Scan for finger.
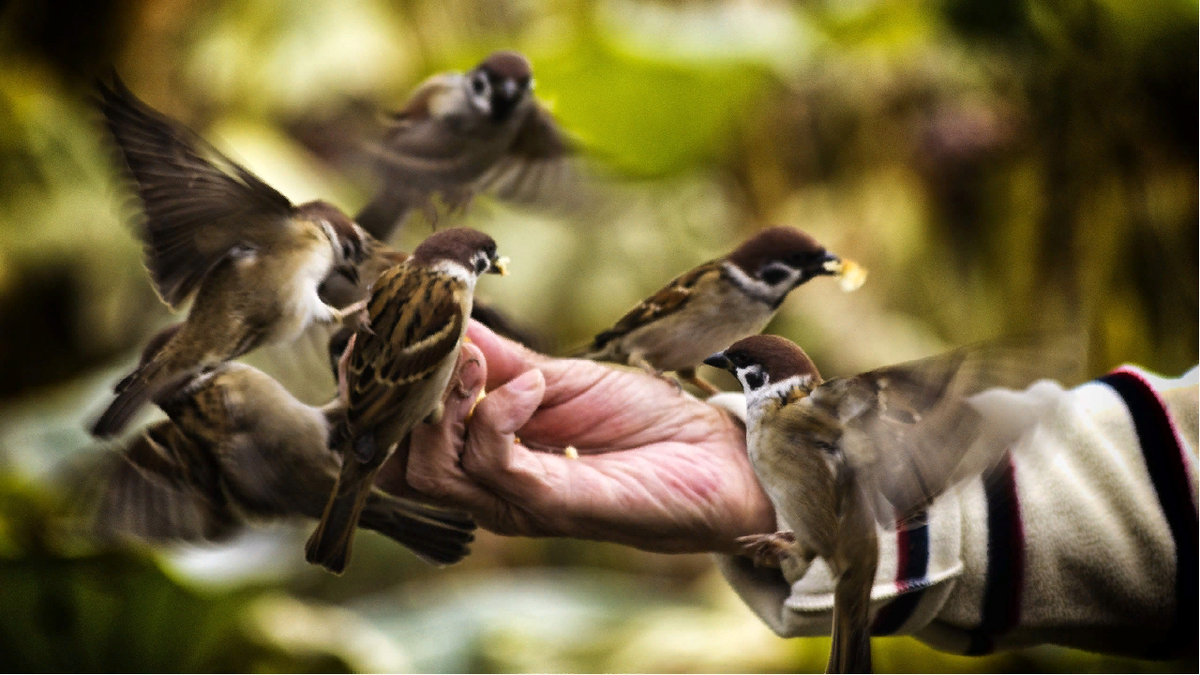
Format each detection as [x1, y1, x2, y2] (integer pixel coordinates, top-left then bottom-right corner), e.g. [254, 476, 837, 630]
[467, 320, 541, 390]
[461, 369, 563, 505]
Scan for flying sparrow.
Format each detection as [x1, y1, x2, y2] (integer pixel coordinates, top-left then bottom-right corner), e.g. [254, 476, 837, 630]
[705, 334, 1070, 673]
[72, 362, 476, 564]
[354, 50, 571, 240]
[305, 227, 508, 574]
[89, 77, 369, 438]
[574, 226, 862, 395]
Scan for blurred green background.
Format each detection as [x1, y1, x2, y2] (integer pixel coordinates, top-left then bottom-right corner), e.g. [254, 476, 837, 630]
[0, 0, 1195, 671]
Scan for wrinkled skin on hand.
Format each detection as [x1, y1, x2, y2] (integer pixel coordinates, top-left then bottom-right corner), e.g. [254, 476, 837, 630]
[379, 321, 777, 554]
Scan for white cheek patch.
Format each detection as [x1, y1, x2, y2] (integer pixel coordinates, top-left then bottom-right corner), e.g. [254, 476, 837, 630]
[722, 262, 788, 305]
[746, 374, 815, 410]
[432, 259, 476, 288]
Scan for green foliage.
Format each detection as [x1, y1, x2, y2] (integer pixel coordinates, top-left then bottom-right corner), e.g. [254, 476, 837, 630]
[0, 479, 354, 672]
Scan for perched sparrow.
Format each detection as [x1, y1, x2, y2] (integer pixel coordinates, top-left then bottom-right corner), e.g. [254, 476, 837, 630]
[705, 335, 1068, 673]
[355, 50, 570, 240]
[306, 227, 507, 574]
[575, 226, 860, 394]
[318, 238, 546, 380]
[89, 77, 369, 438]
[72, 362, 477, 564]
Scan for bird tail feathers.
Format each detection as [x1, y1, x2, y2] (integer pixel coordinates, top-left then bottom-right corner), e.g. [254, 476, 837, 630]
[359, 495, 476, 566]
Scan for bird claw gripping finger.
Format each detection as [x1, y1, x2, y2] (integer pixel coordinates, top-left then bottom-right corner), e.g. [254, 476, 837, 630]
[736, 531, 797, 568]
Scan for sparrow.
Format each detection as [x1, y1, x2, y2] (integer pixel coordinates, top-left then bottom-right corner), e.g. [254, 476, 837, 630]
[71, 362, 476, 564]
[354, 50, 571, 240]
[574, 226, 862, 395]
[704, 334, 1071, 673]
[305, 227, 508, 574]
[318, 238, 546, 382]
[89, 77, 370, 438]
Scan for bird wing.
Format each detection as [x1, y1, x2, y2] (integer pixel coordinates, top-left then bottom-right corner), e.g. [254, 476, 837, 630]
[478, 102, 578, 204]
[345, 263, 466, 435]
[370, 75, 492, 192]
[590, 262, 721, 351]
[97, 76, 295, 309]
[821, 337, 1082, 524]
[69, 421, 238, 543]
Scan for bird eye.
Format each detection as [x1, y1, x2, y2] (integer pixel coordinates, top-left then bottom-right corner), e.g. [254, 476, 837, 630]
[471, 73, 488, 96]
[760, 266, 791, 286]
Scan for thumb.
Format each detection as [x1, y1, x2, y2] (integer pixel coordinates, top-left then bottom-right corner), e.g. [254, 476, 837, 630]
[467, 319, 542, 390]
[461, 368, 546, 481]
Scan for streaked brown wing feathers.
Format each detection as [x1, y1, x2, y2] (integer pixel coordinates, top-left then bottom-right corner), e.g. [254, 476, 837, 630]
[346, 265, 466, 429]
[592, 263, 719, 349]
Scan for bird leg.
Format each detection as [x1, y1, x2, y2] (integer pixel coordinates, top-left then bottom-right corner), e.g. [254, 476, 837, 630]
[677, 367, 720, 396]
[628, 352, 683, 394]
[328, 300, 372, 334]
[336, 334, 356, 403]
[738, 531, 799, 566]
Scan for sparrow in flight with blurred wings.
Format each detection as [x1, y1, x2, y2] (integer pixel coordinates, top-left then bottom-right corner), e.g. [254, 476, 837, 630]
[355, 50, 572, 240]
[89, 77, 370, 437]
[74, 362, 476, 564]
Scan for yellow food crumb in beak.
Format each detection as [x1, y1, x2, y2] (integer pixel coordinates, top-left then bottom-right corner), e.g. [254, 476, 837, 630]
[494, 256, 510, 276]
[563, 445, 579, 459]
[838, 259, 868, 292]
[823, 258, 868, 292]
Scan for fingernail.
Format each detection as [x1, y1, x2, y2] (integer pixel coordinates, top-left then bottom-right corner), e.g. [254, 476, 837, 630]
[509, 369, 543, 394]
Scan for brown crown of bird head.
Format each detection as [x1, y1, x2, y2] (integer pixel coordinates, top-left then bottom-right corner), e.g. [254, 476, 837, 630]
[411, 227, 507, 276]
[726, 227, 842, 300]
[704, 334, 822, 394]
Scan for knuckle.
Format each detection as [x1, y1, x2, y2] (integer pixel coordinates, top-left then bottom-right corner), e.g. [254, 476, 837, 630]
[406, 466, 447, 498]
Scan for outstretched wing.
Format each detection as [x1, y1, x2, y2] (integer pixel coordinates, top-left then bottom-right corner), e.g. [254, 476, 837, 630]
[345, 263, 466, 435]
[823, 337, 1082, 523]
[97, 75, 295, 308]
[67, 421, 238, 543]
[477, 103, 577, 204]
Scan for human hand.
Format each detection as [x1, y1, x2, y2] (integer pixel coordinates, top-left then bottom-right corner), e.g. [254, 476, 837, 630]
[390, 321, 777, 555]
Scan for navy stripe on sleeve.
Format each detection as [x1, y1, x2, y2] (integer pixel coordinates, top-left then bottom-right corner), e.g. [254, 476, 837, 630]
[1100, 369, 1198, 658]
[966, 454, 1024, 656]
[871, 513, 930, 635]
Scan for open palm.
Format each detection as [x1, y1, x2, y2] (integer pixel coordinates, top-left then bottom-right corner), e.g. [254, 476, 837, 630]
[399, 321, 776, 554]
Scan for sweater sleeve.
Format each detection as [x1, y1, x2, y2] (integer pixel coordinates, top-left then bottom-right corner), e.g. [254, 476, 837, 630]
[708, 365, 1199, 659]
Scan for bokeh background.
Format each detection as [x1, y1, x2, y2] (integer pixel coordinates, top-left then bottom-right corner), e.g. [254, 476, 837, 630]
[0, 0, 1196, 671]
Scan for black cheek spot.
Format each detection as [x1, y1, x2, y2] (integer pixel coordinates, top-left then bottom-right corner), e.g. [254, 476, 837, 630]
[745, 371, 765, 390]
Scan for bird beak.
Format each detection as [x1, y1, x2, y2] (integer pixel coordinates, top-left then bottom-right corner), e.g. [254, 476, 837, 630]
[703, 352, 732, 371]
[818, 251, 843, 276]
[338, 264, 360, 286]
[816, 251, 867, 291]
[489, 255, 510, 276]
